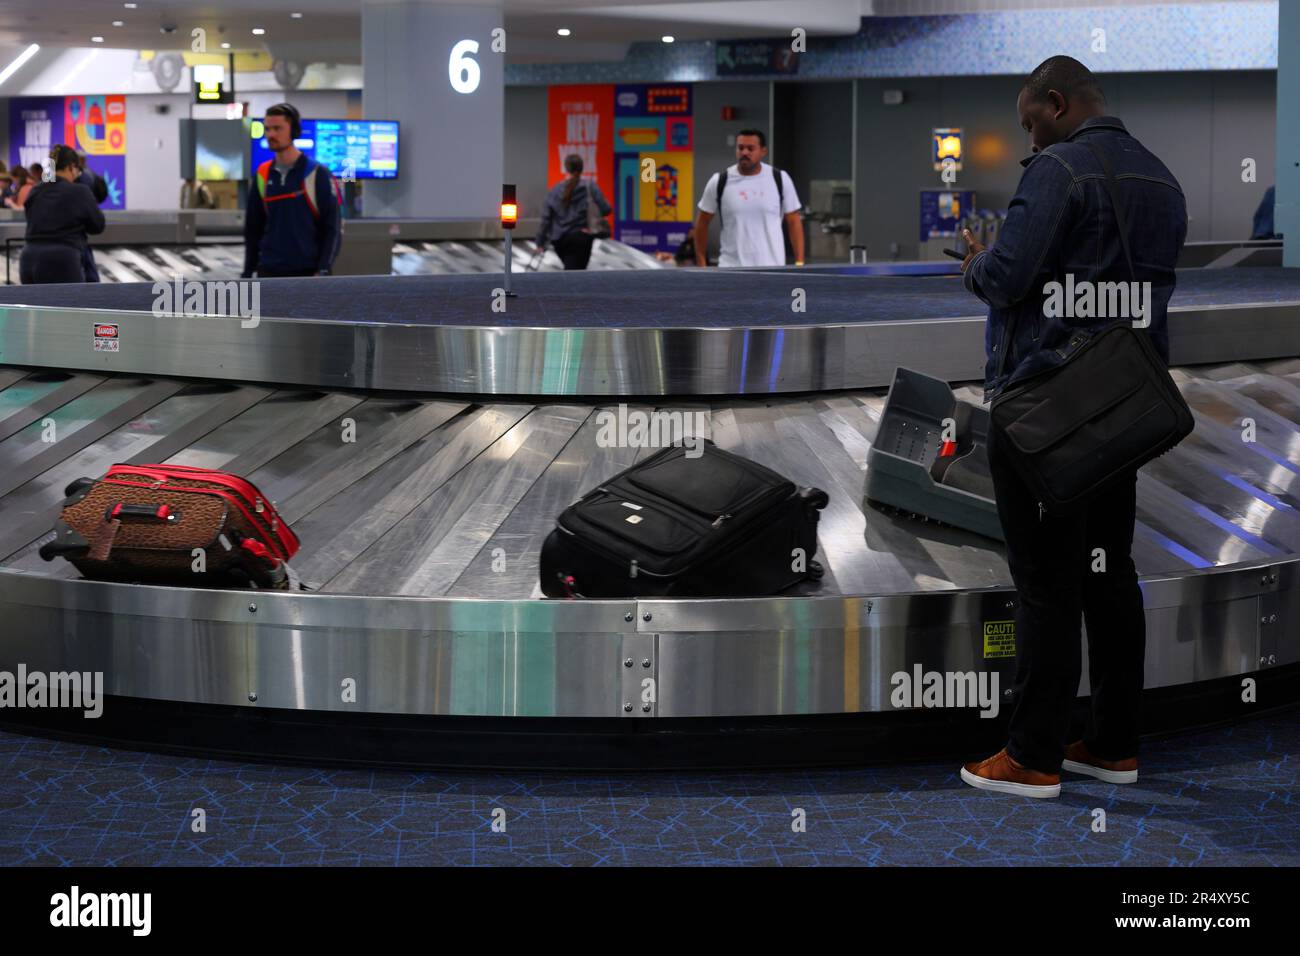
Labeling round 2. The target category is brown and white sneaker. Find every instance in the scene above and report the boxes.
[960,748,1061,798]
[1062,740,1138,784]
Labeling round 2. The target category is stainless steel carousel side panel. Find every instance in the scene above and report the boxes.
[0,573,640,718]
[4,301,1297,397]
[642,560,1296,717]
[0,557,1293,721]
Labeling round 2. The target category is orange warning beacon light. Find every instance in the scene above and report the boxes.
[501,184,518,229]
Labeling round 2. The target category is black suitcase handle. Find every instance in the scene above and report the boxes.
[107,502,179,523]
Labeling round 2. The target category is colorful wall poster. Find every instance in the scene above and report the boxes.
[612,83,693,255]
[8,96,126,209]
[546,84,615,233]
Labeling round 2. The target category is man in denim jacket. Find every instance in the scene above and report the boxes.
[958,56,1187,798]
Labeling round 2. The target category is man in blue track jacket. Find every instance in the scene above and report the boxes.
[242,103,341,278]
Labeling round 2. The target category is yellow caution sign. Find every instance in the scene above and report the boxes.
[983,620,1015,659]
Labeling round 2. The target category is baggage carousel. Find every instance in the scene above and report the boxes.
[2,211,664,284]
[0,266,1297,768]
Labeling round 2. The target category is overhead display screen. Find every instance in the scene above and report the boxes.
[250,119,399,179]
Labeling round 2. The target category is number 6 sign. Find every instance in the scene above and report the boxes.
[449,39,480,94]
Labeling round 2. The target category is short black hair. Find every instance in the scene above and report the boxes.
[1022,55,1106,106]
[736,128,766,147]
[563,153,584,174]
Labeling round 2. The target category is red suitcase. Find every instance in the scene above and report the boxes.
[40,464,299,589]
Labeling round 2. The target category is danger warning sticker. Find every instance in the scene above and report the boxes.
[983,620,1015,659]
[93,323,119,352]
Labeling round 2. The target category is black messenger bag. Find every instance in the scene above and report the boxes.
[989,141,1193,515]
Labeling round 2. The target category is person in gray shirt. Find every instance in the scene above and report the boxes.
[536,154,612,270]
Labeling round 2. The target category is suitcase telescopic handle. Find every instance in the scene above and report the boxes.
[108,503,178,523]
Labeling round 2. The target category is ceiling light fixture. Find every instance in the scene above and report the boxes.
[112,20,124,27]
[252,28,266,35]
[0,43,40,87]
[221,42,231,49]
[91,36,104,43]
[557,28,571,37]
[662,35,675,43]
[123,2,137,8]
[291,12,303,18]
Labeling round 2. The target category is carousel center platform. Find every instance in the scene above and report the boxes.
[1,267,1297,396]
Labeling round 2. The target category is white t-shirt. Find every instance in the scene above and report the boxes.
[697,163,801,268]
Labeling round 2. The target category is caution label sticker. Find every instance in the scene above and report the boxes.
[93,323,119,352]
[983,620,1015,659]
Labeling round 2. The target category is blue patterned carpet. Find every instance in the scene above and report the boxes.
[1,709,1295,867]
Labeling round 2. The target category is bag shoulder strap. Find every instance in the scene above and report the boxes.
[255,160,273,201]
[301,164,320,220]
[1083,140,1137,283]
[715,166,785,224]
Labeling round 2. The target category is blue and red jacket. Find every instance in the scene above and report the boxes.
[242,153,342,276]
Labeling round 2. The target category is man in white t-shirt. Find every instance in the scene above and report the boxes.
[692,129,804,268]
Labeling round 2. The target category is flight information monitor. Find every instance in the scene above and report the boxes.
[250,119,399,179]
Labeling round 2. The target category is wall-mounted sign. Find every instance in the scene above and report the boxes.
[932,127,963,171]
[193,64,232,104]
[613,84,693,256]
[716,39,800,76]
[920,190,976,242]
[8,96,127,209]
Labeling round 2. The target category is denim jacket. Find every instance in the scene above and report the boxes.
[963,116,1187,403]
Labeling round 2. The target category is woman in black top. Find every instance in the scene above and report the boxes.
[536,154,613,271]
[20,144,106,284]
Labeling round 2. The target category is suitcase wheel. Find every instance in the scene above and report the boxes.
[802,487,830,511]
[807,559,824,581]
[39,521,89,561]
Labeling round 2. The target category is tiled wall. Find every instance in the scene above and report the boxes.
[506,3,1278,85]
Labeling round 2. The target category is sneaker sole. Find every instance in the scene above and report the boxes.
[1061,759,1138,784]
[960,766,1061,798]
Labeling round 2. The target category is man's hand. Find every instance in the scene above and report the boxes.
[959,228,985,273]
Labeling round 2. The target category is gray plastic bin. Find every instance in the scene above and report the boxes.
[865,366,1004,541]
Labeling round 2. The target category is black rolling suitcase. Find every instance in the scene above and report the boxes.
[539,440,828,598]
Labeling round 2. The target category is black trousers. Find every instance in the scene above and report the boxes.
[82,244,100,282]
[20,242,86,284]
[987,420,1146,773]
[553,231,594,270]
